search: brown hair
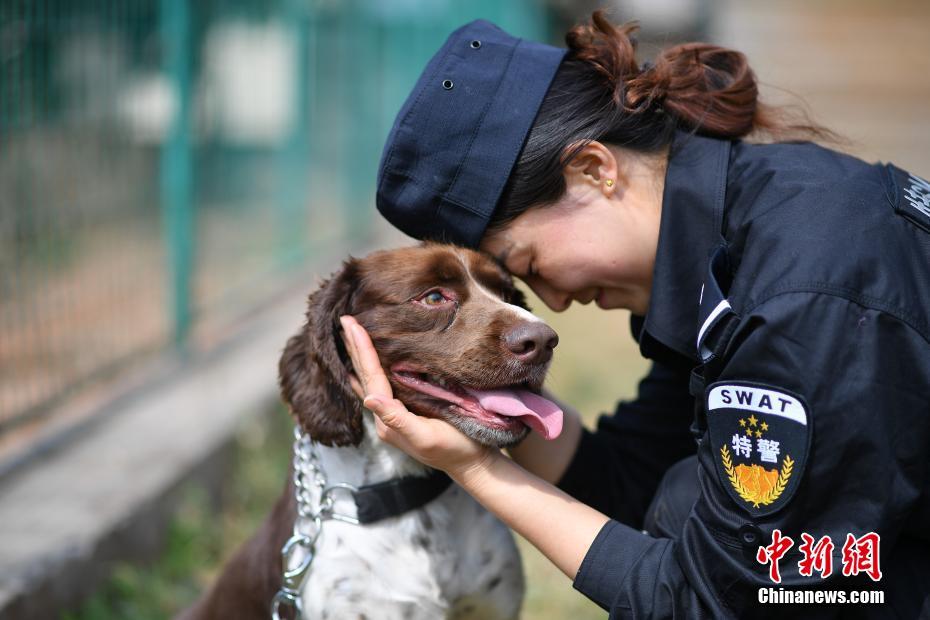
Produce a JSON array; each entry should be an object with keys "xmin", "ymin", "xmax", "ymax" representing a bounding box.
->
[{"xmin": 491, "ymin": 10, "xmax": 837, "ymax": 229}]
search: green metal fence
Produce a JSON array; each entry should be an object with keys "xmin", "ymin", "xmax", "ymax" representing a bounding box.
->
[{"xmin": 0, "ymin": 0, "xmax": 551, "ymax": 438}]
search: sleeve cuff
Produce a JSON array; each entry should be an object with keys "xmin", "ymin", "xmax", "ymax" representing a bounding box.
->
[{"xmin": 573, "ymin": 519, "xmax": 664, "ymax": 610}]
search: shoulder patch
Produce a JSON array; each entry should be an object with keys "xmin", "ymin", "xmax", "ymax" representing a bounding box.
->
[
  {"xmin": 706, "ymin": 381, "xmax": 811, "ymax": 517},
  {"xmin": 888, "ymin": 163, "xmax": 930, "ymax": 233}
]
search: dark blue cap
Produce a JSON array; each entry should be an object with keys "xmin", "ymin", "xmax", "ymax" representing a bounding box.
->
[{"xmin": 376, "ymin": 20, "xmax": 567, "ymax": 248}]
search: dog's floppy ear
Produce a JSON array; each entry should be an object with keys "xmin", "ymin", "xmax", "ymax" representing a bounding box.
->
[{"xmin": 279, "ymin": 259, "xmax": 364, "ymax": 446}]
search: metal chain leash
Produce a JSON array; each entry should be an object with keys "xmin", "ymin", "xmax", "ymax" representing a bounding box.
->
[{"xmin": 271, "ymin": 427, "xmax": 360, "ymax": 620}]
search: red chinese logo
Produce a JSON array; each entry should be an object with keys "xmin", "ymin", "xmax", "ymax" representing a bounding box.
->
[
  {"xmin": 797, "ymin": 533, "xmax": 834, "ymax": 578},
  {"xmin": 841, "ymin": 532, "xmax": 882, "ymax": 582},
  {"xmin": 756, "ymin": 528, "xmax": 794, "ymax": 584},
  {"xmin": 757, "ymin": 530, "xmax": 881, "ymax": 583}
]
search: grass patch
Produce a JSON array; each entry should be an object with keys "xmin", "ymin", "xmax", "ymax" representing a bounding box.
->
[{"xmin": 64, "ymin": 407, "xmax": 295, "ymax": 620}]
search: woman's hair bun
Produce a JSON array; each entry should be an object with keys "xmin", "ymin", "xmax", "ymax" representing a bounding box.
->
[
  {"xmin": 645, "ymin": 43, "xmax": 758, "ymax": 138},
  {"xmin": 566, "ymin": 9, "xmax": 761, "ymax": 139}
]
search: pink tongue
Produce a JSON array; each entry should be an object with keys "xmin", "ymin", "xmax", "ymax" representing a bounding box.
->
[{"xmin": 463, "ymin": 388, "xmax": 563, "ymax": 440}]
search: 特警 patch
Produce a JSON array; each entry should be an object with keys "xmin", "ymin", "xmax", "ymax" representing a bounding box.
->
[{"xmin": 706, "ymin": 381, "xmax": 811, "ymax": 517}]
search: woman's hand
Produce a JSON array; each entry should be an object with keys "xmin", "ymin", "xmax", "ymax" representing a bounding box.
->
[
  {"xmin": 339, "ymin": 316, "xmax": 498, "ymax": 478},
  {"xmin": 340, "ymin": 315, "xmax": 608, "ymax": 581}
]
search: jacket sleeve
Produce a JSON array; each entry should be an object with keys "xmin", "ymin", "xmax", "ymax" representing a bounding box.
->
[
  {"xmin": 557, "ymin": 359, "xmax": 697, "ymax": 529},
  {"xmin": 571, "ymin": 292, "xmax": 930, "ymax": 618}
]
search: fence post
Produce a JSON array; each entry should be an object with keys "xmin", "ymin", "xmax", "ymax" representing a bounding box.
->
[
  {"xmin": 276, "ymin": 0, "xmax": 313, "ymax": 268},
  {"xmin": 159, "ymin": 0, "xmax": 193, "ymax": 349},
  {"xmin": 341, "ymin": 0, "xmax": 378, "ymax": 245}
]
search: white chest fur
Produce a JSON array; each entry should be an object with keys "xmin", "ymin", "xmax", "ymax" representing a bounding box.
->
[{"xmin": 297, "ymin": 414, "xmax": 524, "ymax": 620}]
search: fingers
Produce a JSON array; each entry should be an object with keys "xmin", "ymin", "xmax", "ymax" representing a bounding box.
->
[
  {"xmin": 364, "ymin": 396, "xmax": 407, "ymax": 432},
  {"xmin": 364, "ymin": 395, "xmax": 412, "ymax": 448},
  {"xmin": 364, "ymin": 395, "xmax": 428, "ymax": 454},
  {"xmin": 340, "ymin": 327, "xmax": 367, "ymax": 399},
  {"xmin": 347, "ymin": 373, "xmax": 365, "ymax": 399},
  {"xmin": 337, "ymin": 319, "xmax": 488, "ymax": 475},
  {"xmin": 340, "ymin": 319, "xmax": 361, "ymax": 375},
  {"xmin": 339, "ymin": 316, "xmax": 393, "ymax": 399}
]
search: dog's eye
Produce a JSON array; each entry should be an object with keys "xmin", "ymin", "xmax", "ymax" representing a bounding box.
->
[
  {"xmin": 422, "ymin": 291, "xmax": 447, "ymax": 305},
  {"xmin": 414, "ymin": 288, "xmax": 455, "ymax": 307}
]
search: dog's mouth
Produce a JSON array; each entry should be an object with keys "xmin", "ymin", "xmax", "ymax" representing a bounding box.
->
[{"xmin": 390, "ymin": 364, "xmax": 563, "ymax": 440}]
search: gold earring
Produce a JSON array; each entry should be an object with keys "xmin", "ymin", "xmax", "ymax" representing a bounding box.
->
[{"xmin": 605, "ymin": 179, "xmax": 614, "ymax": 187}]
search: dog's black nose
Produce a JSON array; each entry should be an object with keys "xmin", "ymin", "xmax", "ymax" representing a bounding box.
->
[{"xmin": 503, "ymin": 321, "xmax": 559, "ymax": 364}]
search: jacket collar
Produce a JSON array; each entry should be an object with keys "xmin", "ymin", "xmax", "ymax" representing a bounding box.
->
[{"xmin": 633, "ymin": 130, "xmax": 732, "ymax": 364}]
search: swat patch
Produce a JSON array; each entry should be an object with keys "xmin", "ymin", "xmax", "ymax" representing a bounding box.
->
[
  {"xmin": 888, "ymin": 163, "xmax": 930, "ymax": 233},
  {"xmin": 706, "ymin": 381, "xmax": 811, "ymax": 517}
]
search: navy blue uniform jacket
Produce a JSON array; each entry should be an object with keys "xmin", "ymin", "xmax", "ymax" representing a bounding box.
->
[{"xmin": 557, "ymin": 131, "xmax": 930, "ymax": 617}]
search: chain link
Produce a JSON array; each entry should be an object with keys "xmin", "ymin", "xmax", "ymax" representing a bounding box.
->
[{"xmin": 271, "ymin": 427, "xmax": 359, "ymax": 620}]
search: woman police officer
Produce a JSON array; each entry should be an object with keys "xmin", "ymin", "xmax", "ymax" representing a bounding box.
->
[{"xmin": 340, "ymin": 11, "xmax": 930, "ymax": 618}]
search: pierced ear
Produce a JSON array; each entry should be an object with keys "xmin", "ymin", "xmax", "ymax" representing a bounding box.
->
[
  {"xmin": 563, "ymin": 140, "xmax": 619, "ymax": 188},
  {"xmin": 278, "ymin": 259, "xmax": 364, "ymax": 447}
]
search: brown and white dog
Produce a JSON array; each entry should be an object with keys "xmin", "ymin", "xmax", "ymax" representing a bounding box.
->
[{"xmin": 180, "ymin": 243, "xmax": 562, "ymax": 620}]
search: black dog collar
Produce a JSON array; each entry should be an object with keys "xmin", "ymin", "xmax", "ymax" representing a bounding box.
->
[{"xmin": 352, "ymin": 469, "xmax": 453, "ymax": 524}]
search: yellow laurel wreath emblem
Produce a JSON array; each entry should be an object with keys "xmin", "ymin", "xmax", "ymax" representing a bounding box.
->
[{"xmin": 720, "ymin": 445, "xmax": 793, "ymax": 508}]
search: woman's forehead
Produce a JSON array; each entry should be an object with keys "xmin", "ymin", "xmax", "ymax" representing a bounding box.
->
[
  {"xmin": 482, "ymin": 235, "xmax": 532, "ymax": 272},
  {"xmin": 481, "ymin": 206, "xmax": 558, "ymax": 257},
  {"xmin": 479, "ymin": 228, "xmax": 516, "ymax": 262}
]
